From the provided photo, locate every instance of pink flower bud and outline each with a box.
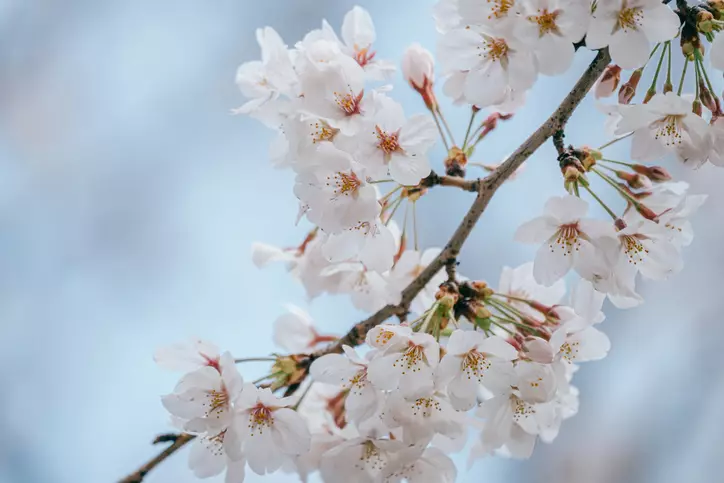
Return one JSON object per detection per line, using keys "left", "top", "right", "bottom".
{"left": 402, "top": 43, "right": 435, "bottom": 90}
{"left": 631, "top": 164, "right": 672, "bottom": 182}
{"left": 595, "top": 64, "right": 622, "bottom": 99}
{"left": 524, "top": 337, "right": 555, "bottom": 364}
{"left": 618, "top": 69, "right": 642, "bottom": 105}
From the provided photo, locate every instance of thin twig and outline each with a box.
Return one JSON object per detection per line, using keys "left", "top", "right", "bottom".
{"left": 119, "top": 433, "right": 195, "bottom": 483}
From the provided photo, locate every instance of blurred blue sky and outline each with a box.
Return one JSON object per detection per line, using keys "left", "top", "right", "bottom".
{"left": 1, "top": 1, "right": 724, "bottom": 482}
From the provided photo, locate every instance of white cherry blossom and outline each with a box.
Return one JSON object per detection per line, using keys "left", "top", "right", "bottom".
{"left": 515, "top": 195, "right": 614, "bottom": 286}
{"left": 385, "top": 385, "right": 464, "bottom": 443}
{"left": 497, "top": 262, "right": 566, "bottom": 316}
{"left": 367, "top": 332, "right": 441, "bottom": 399}
{"left": 517, "top": 0, "right": 590, "bottom": 75}
{"left": 436, "top": 330, "right": 517, "bottom": 410}
{"left": 235, "top": 384, "right": 311, "bottom": 475}
{"left": 155, "top": 338, "right": 221, "bottom": 372}
{"left": 657, "top": 193, "right": 707, "bottom": 248}
{"left": 310, "top": 345, "right": 382, "bottom": 425}
{"left": 357, "top": 94, "right": 437, "bottom": 185}
{"left": 382, "top": 447, "right": 457, "bottom": 483}
{"left": 615, "top": 92, "right": 711, "bottom": 167}
{"left": 187, "top": 426, "right": 246, "bottom": 483}
{"left": 586, "top": 0, "right": 680, "bottom": 70}
{"left": 388, "top": 248, "right": 447, "bottom": 314}
{"left": 319, "top": 436, "right": 402, "bottom": 483}
{"left": 457, "top": 0, "right": 521, "bottom": 26}
{"left": 294, "top": 144, "right": 380, "bottom": 233}
{"left": 437, "top": 24, "right": 537, "bottom": 107}
{"left": 273, "top": 305, "right": 334, "bottom": 354}
{"left": 323, "top": 218, "right": 397, "bottom": 273}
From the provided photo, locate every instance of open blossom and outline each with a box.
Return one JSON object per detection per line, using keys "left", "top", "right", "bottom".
{"left": 367, "top": 332, "right": 441, "bottom": 398}
{"left": 155, "top": 338, "right": 221, "bottom": 372}
{"left": 515, "top": 195, "right": 614, "bottom": 286}
{"left": 273, "top": 305, "right": 336, "bottom": 353}
{"left": 357, "top": 94, "right": 437, "bottom": 185}
{"left": 298, "top": 46, "right": 370, "bottom": 135}
{"left": 385, "top": 384, "right": 464, "bottom": 443}
{"left": 235, "top": 384, "right": 311, "bottom": 475}
{"left": 437, "top": 24, "right": 537, "bottom": 107}
{"left": 310, "top": 345, "right": 382, "bottom": 425}
{"left": 326, "top": 262, "right": 400, "bottom": 312}
{"left": 615, "top": 92, "right": 711, "bottom": 167}
{"left": 161, "top": 353, "right": 243, "bottom": 433}
{"left": 382, "top": 447, "right": 457, "bottom": 483}
{"left": 436, "top": 330, "right": 517, "bottom": 410}
{"left": 388, "top": 248, "right": 447, "bottom": 314}
{"left": 656, "top": 193, "right": 707, "bottom": 248}
{"left": 594, "top": 64, "right": 622, "bottom": 98}
{"left": 517, "top": 0, "right": 590, "bottom": 75}
{"left": 457, "top": 0, "right": 521, "bottom": 25}
{"left": 497, "top": 262, "right": 566, "bottom": 316}
{"left": 320, "top": 436, "right": 403, "bottom": 482}
{"left": 586, "top": 0, "right": 680, "bottom": 70}
{"left": 294, "top": 144, "right": 379, "bottom": 233}
{"left": 323, "top": 218, "right": 397, "bottom": 273}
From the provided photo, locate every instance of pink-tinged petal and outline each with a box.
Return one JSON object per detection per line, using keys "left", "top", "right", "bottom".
{"left": 533, "top": 237, "right": 574, "bottom": 286}
{"left": 571, "top": 279, "right": 606, "bottom": 322}
{"left": 245, "top": 432, "right": 284, "bottom": 475}
{"left": 544, "top": 195, "right": 588, "bottom": 222}
{"left": 435, "top": 353, "right": 462, "bottom": 385}
{"left": 609, "top": 29, "right": 650, "bottom": 70}
{"left": 341, "top": 6, "right": 376, "bottom": 49}
{"left": 641, "top": 5, "right": 680, "bottom": 43}
{"left": 189, "top": 437, "right": 226, "bottom": 478}
{"left": 225, "top": 458, "right": 246, "bottom": 483}
{"left": 310, "top": 353, "right": 356, "bottom": 384}
{"left": 464, "top": 63, "right": 508, "bottom": 107}
{"left": 571, "top": 327, "right": 611, "bottom": 361}
{"left": 515, "top": 216, "right": 559, "bottom": 244}
{"left": 272, "top": 408, "right": 311, "bottom": 455}
{"left": 447, "top": 329, "right": 485, "bottom": 355}
{"left": 585, "top": 16, "right": 614, "bottom": 50}
{"left": 400, "top": 114, "right": 438, "bottom": 153}
{"left": 447, "top": 373, "right": 479, "bottom": 411}
{"left": 389, "top": 152, "right": 431, "bottom": 186}
{"left": 535, "top": 36, "right": 575, "bottom": 76}
{"left": 367, "top": 353, "right": 403, "bottom": 390}
{"left": 438, "top": 28, "right": 483, "bottom": 71}
{"left": 345, "top": 381, "right": 380, "bottom": 423}
{"left": 234, "top": 383, "right": 260, "bottom": 412}
{"left": 507, "top": 425, "right": 537, "bottom": 459}
{"left": 478, "top": 336, "right": 518, "bottom": 361}
{"left": 224, "top": 425, "right": 244, "bottom": 462}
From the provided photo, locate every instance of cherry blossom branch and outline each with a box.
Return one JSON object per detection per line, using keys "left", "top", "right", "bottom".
{"left": 311, "top": 47, "right": 611, "bottom": 359}
{"left": 119, "top": 433, "right": 195, "bottom": 483}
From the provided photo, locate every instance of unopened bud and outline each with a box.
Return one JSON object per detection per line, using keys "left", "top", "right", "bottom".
{"left": 635, "top": 203, "right": 659, "bottom": 221}
{"left": 402, "top": 43, "right": 437, "bottom": 110}
{"left": 614, "top": 218, "right": 627, "bottom": 231}
{"left": 699, "top": 80, "right": 719, "bottom": 114}
{"left": 663, "top": 78, "right": 674, "bottom": 93}
{"left": 631, "top": 164, "right": 672, "bottom": 182}
{"left": 614, "top": 170, "right": 652, "bottom": 190}
{"left": 595, "top": 64, "right": 622, "bottom": 99}
{"left": 563, "top": 164, "right": 583, "bottom": 183}
{"left": 698, "top": 10, "right": 715, "bottom": 32}
{"left": 643, "top": 87, "right": 657, "bottom": 104}
{"left": 470, "top": 280, "right": 494, "bottom": 299}
{"left": 524, "top": 337, "right": 555, "bottom": 364}
{"left": 693, "top": 99, "right": 703, "bottom": 116}
{"left": 444, "top": 146, "right": 467, "bottom": 177}
{"left": 618, "top": 69, "right": 642, "bottom": 104}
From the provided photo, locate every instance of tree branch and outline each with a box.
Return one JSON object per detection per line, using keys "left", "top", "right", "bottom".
{"left": 119, "top": 433, "right": 195, "bottom": 483}
{"left": 121, "top": 48, "right": 611, "bottom": 483}
{"left": 312, "top": 48, "right": 611, "bottom": 358}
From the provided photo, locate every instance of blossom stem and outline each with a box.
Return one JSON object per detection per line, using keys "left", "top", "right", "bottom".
{"left": 600, "top": 158, "right": 635, "bottom": 168}
{"left": 597, "top": 132, "right": 633, "bottom": 150}
{"left": 119, "top": 433, "right": 195, "bottom": 483}
{"left": 677, "top": 58, "right": 689, "bottom": 96}
{"left": 462, "top": 108, "right": 478, "bottom": 149}
{"left": 253, "top": 371, "right": 283, "bottom": 385}
{"left": 490, "top": 320, "right": 515, "bottom": 335}
{"left": 431, "top": 109, "right": 450, "bottom": 151}
{"left": 235, "top": 357, "right": 277, "bottom": 364}
{"left": 591, "top": 167, "right": 639, "bottom": 206}
{"left": 384, "top": 196, "right": 404, "bottom": 226}
{"left": 647, "top": 42, "right": 668, "bottom": 94}
{"left": 436, "top": 106, "right": 456, "bottom": 147}
{"left": 412, "top": 201, "right": 419, "bottom": 251}
{"left": 695, "top": 49, "right": 717, "bottom": 99}
{"left": 491, "top": 292, "right": 531, "bottom": 304}
{"left": 380, "top": 185, "right": 402, "bottom": 203}
{"left": 694, "top": 57, "right": 701, "bottom": 101}
{"left": 665, "top": 42, "right": 673, "bottom": 90}
{"left": 582, "top": 183, "right": 618, "bottom": 220}
{"left": 368, "top": 179, "right": 395, "bottom": 184}
{"left": 291, "top": 381, "right": 314, "bottom": 411}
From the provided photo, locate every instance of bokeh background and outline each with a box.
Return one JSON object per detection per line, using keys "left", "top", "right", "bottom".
{"left": 1, "top": 1, "right": 723, "bottom": 482}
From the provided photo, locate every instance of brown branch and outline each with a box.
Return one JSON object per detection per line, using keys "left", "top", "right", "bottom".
{"left": 121, "top": 48, "right": 612, "bottom": 482}
{"left": 420, "top": 170, "right": 479, "bottom": 192}
{"left": 119, "top": 433, "right": 195, "bottom": 483}
{"left": 312, "top": 48, "right": 611, "bottom": 358}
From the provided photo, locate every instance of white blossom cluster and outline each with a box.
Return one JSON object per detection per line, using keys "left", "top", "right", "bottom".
{"left": 143, "top": 1, "right": 724, "bottom": 482}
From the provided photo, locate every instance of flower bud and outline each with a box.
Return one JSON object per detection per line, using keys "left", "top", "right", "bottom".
{"left": 631, "top": 164, "right": 672, "bottom": 182}
{"left": 524, "top": 337, "right": 555, "bottom": 364}
{"left": 643, "top": 87, "right": 656, "bottom": 104}
{"left": 402, "top": 43, "right": 437, "bottom": 110}
{"left": 618, "top": 69, "right": 642, "bottom": 104}
{"left": 613, "top": 170, "right": 652, "bottom": 190}
{"left": 635, "top": 203, "right": 659, "bottom": 221}
{"left": 595, "top": 64, "right": 622, "bottom": 99}
{"left": 698, "top": 10, "right": 715, "bottom": 32}
{"left": 614, "top": 218, "right": 627, "bottom": 231}
{"left": 693, "top": 99, "right": 703, "bottom": 117}
{"left": 444, "top": 146, "right": 468, "bottom": 177}
{"left": 699, "top": 79, "right": 719, "bottom": 114}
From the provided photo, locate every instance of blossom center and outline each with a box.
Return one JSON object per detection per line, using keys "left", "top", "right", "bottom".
{"left": 328, "top": 171, "right": 362, "bottom": 197}
{"left": 511, "top": 395, "right": 535, "bottom": 422}
{"left": 617, "top": 6, "right": 643, "bottom": 31}
{"left": 333, "top": 90, "right": 364, "bottom": 116}
{"left": 354, "top": 47, "right": 376, "bottom": 67}
{"left": 461, "top": 350, "right": 492, "bottom": 381}
{"left": 310, "top": 120, "right": 339, "bottom": 144}
{"left": 348, "top": 369, "right": 369, "bottom": 395}
{"left": 620, "top": 234, "right": 649, "bottom": 265}
{"left": 487, "top": 0, "right": 515, "bottom": 20}
{"left": 357, "top": 441, "right": 386, "bottom": 471}
{"left": 393, "top": 342, "right": 426, "bottom": 373}
{"left": 559, "top": 341, "right": 580, "bottom": 362}
{"left": 410, "top": 397, "right": 442, "bottom": 417}
{"left": 248, "top": 403, "right": 274, "bottom": 435}
{"left": 550, "top": 223, "right": 582, "bottom": 255}
{"left": 653, "top": 115, "right": 684, "bottom": 146}
{"left": 204, "top": 389, "right": 229, "bottom": 418}
{"left": 529, "top": 9, "right": 560, "bottom": 36}
{"left": 375, "top": 126, "right": 402, "bottom": 156}
{"left": 375, "top": 329, "right": 395, "bottom": 346}
{"left": 482, "top": 37, "right": 510, "bottom": 62}
{"left": 202, "top": 430, "right": 226, "bottom": 457}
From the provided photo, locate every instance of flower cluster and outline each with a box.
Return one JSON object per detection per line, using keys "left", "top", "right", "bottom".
{"left": 136, "top": 1, "right": 724, "bottom": 483}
